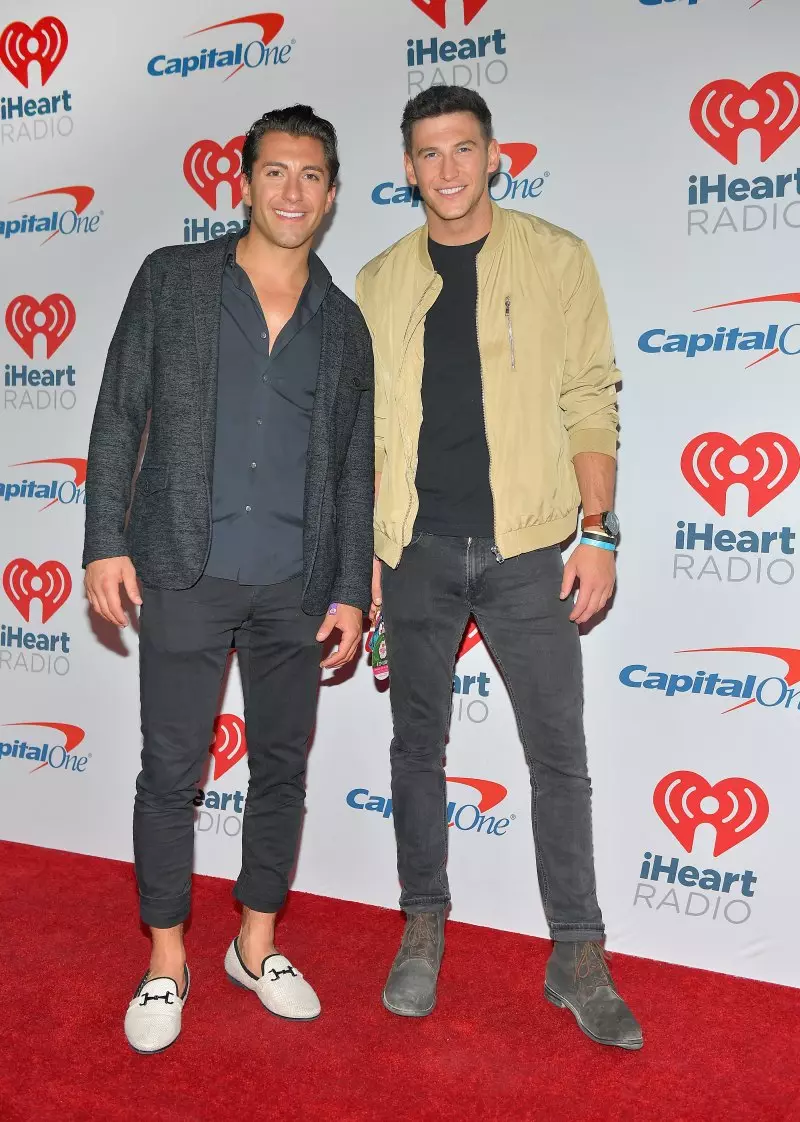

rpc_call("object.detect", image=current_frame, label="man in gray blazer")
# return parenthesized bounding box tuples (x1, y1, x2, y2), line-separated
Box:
(83, 105, 373, 1052)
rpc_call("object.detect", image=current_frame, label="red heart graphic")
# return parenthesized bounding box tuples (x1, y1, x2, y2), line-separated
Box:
(653, 771, 768, 857)
(183, 137, 244, 210)
(681, 432, 800, 516)
(5, 293, 75, 359)
(0, 17, 68, 88)
(410, 0, 490, 29)
(690, 72, 800, 164)
(210, 714, 247, 779)
(2, 558, 71, 623)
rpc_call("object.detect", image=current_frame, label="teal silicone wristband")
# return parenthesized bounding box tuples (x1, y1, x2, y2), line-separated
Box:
(580, 535, 616, 551)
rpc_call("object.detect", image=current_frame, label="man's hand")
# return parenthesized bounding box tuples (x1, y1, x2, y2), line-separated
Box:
(369, 556, 382, 622)
(317, 603, 364, 669)
(560, 545, 616, 625)
(85, 556, 142, 627)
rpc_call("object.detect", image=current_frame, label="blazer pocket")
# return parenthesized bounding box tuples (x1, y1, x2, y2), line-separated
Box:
(136, 463, 169, 495)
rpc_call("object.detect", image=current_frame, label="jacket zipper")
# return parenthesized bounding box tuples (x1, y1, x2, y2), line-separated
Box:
(477, 264, 504, 563)
(504, 295, 516, 370)
(399, 279, 440, 546)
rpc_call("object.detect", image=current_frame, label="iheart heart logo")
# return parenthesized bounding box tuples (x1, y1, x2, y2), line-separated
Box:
(653, 771, 769, 857)
(681, 432, 800, 516)
(210, 714, 247, 779)
(458, 619, 482, 659)
(5, 294, 76, 359)
(183, 137, 244, 209)
(690, 72, 800, 163)
(0, 17, 68, 87)
(2, 558, 71, 623)
(410, 0, 490, 29)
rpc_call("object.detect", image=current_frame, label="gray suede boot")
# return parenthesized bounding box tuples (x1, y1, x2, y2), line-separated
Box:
(544, 941, 643, 1050)
(382, 912, 445, 1018)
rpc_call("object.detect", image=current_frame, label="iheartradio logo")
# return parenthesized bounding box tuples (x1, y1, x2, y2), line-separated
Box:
(0, 17, 68, 88)
(2, 558, 71, 623)
(5, 294, 75, 359)
(690, 72, 800, 164)
(653, 770, 769, 857)
(210, 713, 247, 779)
(681, 432, 800, 516)
(410, 0, 490, 28)
(183, 137, 244, 209)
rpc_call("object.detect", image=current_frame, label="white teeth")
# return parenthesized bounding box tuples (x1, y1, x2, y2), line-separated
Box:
(439, 186, 465, 196)
(276, 210, 304, 218)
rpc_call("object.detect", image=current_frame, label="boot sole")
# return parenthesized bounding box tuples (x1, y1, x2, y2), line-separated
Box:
(382, 989, 436, 1018)
(544, 984, 644, 1051)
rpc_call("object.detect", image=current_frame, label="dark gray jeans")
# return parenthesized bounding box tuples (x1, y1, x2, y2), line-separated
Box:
(135, 575, 322, 928)
(381, 534, 604, 942)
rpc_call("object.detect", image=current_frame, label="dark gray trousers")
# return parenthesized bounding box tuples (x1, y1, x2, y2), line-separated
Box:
(381, 534, 604, 942)
(135, 575, 322, 928)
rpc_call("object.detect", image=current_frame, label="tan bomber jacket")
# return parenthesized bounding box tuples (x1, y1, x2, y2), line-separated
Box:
(355, 203, 620, 567)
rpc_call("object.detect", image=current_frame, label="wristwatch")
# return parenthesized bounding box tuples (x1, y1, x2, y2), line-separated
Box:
(581, 511, 620, 541)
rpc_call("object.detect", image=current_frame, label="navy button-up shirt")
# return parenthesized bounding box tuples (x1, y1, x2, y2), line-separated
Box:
(204, 235, 329, 585)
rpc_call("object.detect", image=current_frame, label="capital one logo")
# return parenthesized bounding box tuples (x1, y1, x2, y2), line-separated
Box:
(681, 432, 800, 516)
(1, 721, 85, 774)
(654, 771, 768, 857)
(184, 137, 244, 209)
(5, 294, 75, 359)
(210, 713, 247, 779)
(2, 558, 71, 623)
(690, 72, 800, 164)
(0, 16, 68, 87)
(410, 0, 490, 28)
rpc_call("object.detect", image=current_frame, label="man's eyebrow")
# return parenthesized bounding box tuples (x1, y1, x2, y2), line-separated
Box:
(261, 160, 326, 173)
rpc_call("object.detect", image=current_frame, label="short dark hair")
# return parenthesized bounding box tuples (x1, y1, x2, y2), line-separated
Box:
(401, 87, 493, 153)
(242, 104, 339, 184)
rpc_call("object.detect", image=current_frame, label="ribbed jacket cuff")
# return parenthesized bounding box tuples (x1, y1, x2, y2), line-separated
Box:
(569, 428, 618, 459)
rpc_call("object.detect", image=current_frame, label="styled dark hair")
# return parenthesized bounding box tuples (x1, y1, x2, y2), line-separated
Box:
(401, 86, 493, 153)
(242, 104, 339, 184)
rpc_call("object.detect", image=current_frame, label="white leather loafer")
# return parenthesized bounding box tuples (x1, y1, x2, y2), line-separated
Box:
(225, 938, 320, 1021)
(124, 967, 189, 1054)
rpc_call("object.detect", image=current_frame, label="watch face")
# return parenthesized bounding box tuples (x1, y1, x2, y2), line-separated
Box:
(603, 511, 620, 537)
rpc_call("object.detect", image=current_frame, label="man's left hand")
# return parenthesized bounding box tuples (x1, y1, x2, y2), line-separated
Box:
(560, 545, 616, 625)
(317, 603, 364, 669)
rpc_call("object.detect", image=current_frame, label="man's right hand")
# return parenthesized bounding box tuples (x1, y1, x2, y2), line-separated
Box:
(85, 556, 142, 627)
(370, 555, 382, 622)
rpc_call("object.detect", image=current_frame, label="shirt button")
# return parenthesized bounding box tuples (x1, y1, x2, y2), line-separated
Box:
(262, 374, 268, 383)
(250, 462, 257, 469)
(245, 505, 252, 513)
(261, 332, 267, 340)
(256, 418, 262, 425)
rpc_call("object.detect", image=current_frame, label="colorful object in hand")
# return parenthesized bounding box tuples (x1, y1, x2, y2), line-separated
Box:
(369, 610, 389, 681)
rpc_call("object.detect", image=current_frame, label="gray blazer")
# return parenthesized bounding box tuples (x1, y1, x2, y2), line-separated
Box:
(83, 235, 374, 614)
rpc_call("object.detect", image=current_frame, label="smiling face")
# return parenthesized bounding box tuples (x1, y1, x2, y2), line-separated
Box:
(404, 110, 499, 238)
(241, 130, 335, 251)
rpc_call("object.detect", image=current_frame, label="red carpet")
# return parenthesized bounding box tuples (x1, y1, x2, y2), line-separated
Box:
(1, 841, 798, 1122)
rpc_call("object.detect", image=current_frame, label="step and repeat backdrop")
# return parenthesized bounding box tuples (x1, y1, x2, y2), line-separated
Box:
(1, 0, 798, 987)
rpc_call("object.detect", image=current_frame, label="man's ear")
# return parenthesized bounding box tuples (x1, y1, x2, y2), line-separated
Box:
(487, 138, 500, 177)
(240, 173, 252, 208)
(404, 150, 418, 187)
(324, 184, 337, 215)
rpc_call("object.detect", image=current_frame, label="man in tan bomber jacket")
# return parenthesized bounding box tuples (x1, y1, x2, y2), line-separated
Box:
(356, 86, 642, 1051)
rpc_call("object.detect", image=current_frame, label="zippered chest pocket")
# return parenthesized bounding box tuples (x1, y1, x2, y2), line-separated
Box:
(504, 296, 516, 370)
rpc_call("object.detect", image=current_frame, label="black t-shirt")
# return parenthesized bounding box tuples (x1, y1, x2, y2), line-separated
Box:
(413, 235, 494, 537)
